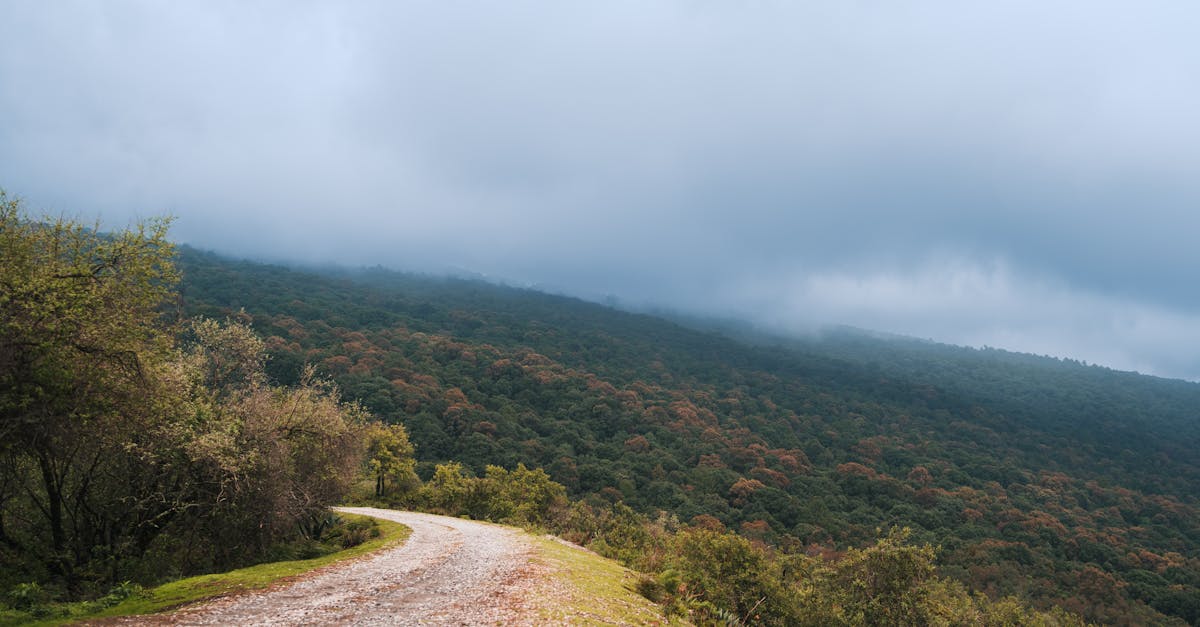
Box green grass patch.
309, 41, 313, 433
528, 535, 687, 626
3, 514, 409, 626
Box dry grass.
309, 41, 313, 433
524, 534, 689, 626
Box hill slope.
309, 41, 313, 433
177, 247, 1200, 624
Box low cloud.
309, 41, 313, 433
2, 2, 1199, 380
727, 257, 1200, 380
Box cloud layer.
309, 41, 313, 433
3, 2, 1199, 378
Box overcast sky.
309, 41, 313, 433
3, 2, 1200, 380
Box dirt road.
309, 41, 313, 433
125, 508, 542, 625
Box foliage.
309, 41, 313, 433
1, 191, 182, 594
414, 462, 567, 528
390, 455, 1084, 625
364, 421, 417, 499
796, 527, 937, 625
335, 517, 382, 549
178, 362, 369, 570
668, 528, 797, 624
5, 583, 50, 613
0, 196, 373, 605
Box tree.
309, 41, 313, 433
0, 193, 372, 596
799, 527, 938, 626
669, 528, 799, 625
364, 421, 417, 499
176, 329, 370, 568
186, 316, 267, 394
420, 461, 474, 514
478, 463, 567, 526
0, 191, 181, 590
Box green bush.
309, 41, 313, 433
669, 529, 800, 625
95, 581, 147, 608
339, 519, 382, 548
7, 582, 51, 615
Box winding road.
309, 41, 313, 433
119, 508, 543, 625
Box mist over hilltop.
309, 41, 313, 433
3, 2, 1200, 379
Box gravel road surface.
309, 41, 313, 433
111, 508, 542, 626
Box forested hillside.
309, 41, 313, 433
178, 247, 1200, 625
0, 202, 1088, 624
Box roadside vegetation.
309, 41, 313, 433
356, 459, 1091, 626
1, 515, 403, 626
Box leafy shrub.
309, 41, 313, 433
298, 512, 342, 542
416, 462, 567, 528
96, 581, 147, 608
635, 575, 666, 603
669, 529, 798, 625
339, 519, 382, 548
7, 582, 51, 614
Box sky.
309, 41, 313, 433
3, 2, 1200, 380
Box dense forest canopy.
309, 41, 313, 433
177, 247, 1200, 625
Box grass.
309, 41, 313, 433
3, 513, 681, 626
2, 514, 410, 626
527, 534, 688, 626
